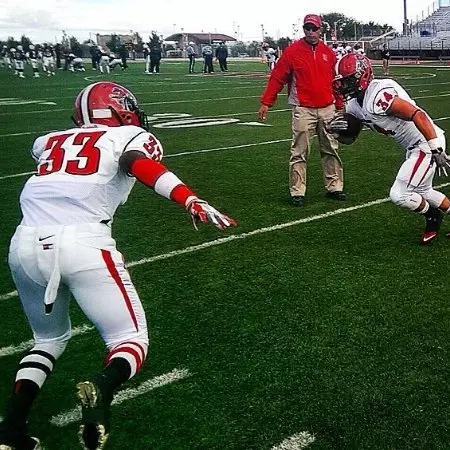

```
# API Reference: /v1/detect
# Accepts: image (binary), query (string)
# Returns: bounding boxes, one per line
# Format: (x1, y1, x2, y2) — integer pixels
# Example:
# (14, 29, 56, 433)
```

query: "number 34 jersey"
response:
(346, 78, 444, 152)
(20, 124, 164, 227)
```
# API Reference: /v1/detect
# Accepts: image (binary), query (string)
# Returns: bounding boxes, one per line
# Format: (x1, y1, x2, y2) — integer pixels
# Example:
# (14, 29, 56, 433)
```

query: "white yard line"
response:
(50, 368, 190, 427)
(271, 432, 316, 449)
(0, 138, 291, 180)
(0, 324, 94, 358)
(0, 197, 392, 304)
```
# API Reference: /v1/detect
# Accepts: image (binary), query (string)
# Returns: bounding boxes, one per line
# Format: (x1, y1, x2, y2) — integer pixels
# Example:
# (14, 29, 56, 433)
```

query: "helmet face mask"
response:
(334, 54, 373, 100)
(72, 82, 149, 131)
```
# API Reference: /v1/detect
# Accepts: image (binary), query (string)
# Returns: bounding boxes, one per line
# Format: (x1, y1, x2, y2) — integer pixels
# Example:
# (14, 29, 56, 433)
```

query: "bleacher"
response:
(375, 4, 450, 59)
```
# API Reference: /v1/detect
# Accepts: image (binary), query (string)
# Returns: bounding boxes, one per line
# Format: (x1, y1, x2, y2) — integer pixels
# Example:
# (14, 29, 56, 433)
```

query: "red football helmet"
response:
(72, 82, 149, 130)
(333, 54, 373, 99)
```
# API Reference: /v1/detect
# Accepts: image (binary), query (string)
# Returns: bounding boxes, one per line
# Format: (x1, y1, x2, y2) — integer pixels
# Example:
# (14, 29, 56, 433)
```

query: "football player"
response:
(330, 54, 450, 245)
(0, 81, 237, 450)
(143, 43, 150, 73)
(67, 53, 86, 72)
(262, 42, 277, 72)
(108, 53, 123, 71)
(1, 44, 11, 69)
(27, 44, 40, 78)
(13, 45, 27, 78)
(98, 47, 110, 74)
(42, 43, 56, 76)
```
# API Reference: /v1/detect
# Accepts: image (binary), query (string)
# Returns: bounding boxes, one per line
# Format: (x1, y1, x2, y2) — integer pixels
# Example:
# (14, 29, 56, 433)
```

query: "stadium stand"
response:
(375, 2, 450, 60)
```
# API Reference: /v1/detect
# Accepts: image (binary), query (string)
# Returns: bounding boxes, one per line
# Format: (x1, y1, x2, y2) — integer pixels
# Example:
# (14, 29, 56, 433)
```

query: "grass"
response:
(0, 59, 449, 449)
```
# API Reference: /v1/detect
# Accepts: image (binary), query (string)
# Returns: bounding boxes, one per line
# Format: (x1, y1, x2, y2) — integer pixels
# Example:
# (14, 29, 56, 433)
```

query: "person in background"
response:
(149, 44, 162, 74)
(55, 43, 62, 69)
(27, 44, 40, 78)
(89, 44, 101, 70)
(258, 13, 346, 207)
(262, 42, 278, 72)
(202, 44, 214, 73)
(215, 41, 228, 72)
(118, 44, 128, 70)
(187, 41, 197, 73)
(143, 43, 150, 73)
(381, 43, 390, 76)
(0, 81, 237, 450)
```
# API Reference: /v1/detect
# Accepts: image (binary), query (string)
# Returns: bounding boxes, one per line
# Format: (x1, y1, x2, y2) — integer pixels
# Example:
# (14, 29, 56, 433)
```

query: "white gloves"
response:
(431, 148, 450, 177)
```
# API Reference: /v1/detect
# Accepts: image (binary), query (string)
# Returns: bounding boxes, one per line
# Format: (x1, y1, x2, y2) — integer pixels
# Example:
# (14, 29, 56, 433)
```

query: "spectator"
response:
(0, 81, 237, 450)
(187, 41, 197, 73)
(258, 14, 346, 206)
(381, 43, 390, 76)
(202, 44, 214, 73)
(215, 41, 228, 72)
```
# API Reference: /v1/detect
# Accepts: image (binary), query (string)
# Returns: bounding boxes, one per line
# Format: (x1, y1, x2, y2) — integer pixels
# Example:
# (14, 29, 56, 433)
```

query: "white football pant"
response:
(8, 223, 148, 369)
(390, 139, 447, 211)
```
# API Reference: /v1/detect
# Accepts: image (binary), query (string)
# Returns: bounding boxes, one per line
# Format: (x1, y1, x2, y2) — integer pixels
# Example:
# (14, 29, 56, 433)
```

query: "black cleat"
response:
(76, 381, 111, 450)
(0, 421, 41, 450)
(421, 207, 444, 245)
(291, 196, 305, 207)
(325, 190, 347, 201)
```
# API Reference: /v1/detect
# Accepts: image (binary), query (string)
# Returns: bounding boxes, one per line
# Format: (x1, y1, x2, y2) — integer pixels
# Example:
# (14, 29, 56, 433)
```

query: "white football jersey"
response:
(346, 78, 444, 152)
(20, 124, 163, 226)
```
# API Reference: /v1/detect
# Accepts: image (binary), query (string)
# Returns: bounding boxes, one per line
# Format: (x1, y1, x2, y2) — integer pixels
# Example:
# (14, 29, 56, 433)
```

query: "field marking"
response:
(0, 77, 448, 119)
(1, 113, 450, 179)
(0, 93, 280, 117)
(271, 432, 316, 449)
(0, 108, 290, 138)
(0, 138, 292, 180)
(50, 368, 190, 427)
(1, 181, 450, 304)
(0, 324, 94, 358)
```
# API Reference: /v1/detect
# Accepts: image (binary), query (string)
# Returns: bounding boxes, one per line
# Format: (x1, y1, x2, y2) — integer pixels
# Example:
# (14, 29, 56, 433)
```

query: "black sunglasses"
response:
(303, 24, 320, 32)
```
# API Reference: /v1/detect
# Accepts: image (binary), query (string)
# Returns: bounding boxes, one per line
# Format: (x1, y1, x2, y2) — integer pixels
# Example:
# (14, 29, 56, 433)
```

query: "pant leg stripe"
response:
(101, 249, 139, 331)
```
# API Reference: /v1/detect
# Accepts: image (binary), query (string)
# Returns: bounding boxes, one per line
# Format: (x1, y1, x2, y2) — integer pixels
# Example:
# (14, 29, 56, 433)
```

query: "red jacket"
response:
(261, 38, 343, 109)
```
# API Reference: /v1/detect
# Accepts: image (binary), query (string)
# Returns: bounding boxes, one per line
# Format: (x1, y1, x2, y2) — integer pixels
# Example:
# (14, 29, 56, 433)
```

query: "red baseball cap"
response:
(303, 14, 322, 28)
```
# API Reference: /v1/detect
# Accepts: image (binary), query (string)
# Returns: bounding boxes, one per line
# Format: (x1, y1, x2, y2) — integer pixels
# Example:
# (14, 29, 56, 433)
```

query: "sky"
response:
(0, 0, 436, 44)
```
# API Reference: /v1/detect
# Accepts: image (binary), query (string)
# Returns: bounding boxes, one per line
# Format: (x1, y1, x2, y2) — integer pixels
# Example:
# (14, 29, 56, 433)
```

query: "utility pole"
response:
(403, 0, 408, 35)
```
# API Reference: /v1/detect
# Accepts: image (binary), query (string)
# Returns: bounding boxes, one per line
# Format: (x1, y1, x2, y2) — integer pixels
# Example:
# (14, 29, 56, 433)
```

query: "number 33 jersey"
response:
(346, 78, 444, 152)
(20, 124, 164, 226)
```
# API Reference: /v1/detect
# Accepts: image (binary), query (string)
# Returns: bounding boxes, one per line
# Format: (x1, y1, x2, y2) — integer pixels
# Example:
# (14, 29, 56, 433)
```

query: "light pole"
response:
(261, 24, 265, 43)
(334, 20, 346, 41)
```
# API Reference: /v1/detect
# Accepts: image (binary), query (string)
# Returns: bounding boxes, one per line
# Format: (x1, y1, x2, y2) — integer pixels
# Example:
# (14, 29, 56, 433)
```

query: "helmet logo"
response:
(109, 86, 137, 112)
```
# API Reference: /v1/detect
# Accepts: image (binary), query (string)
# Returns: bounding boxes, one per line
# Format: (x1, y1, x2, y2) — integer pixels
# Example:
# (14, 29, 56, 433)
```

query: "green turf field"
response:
(1, 59, 450, 449)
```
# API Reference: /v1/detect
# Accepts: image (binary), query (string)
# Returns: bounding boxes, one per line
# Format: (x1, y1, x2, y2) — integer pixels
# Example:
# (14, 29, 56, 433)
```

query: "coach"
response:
(259, 14, 346, 206)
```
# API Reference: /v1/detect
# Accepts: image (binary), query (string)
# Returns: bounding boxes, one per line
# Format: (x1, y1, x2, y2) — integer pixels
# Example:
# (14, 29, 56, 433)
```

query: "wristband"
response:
(427, 138, 440, 151)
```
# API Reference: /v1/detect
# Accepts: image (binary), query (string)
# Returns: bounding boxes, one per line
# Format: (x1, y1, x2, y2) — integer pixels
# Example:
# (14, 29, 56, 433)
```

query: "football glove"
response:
(327, 109, 347, 133)
(431, 148, 450, 177)
(328, 117, 349, 134)
(186, 198, 237, 231)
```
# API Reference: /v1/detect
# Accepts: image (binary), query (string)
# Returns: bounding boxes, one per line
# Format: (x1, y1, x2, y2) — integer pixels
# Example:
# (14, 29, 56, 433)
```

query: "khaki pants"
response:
(289, 104, 343, 197)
